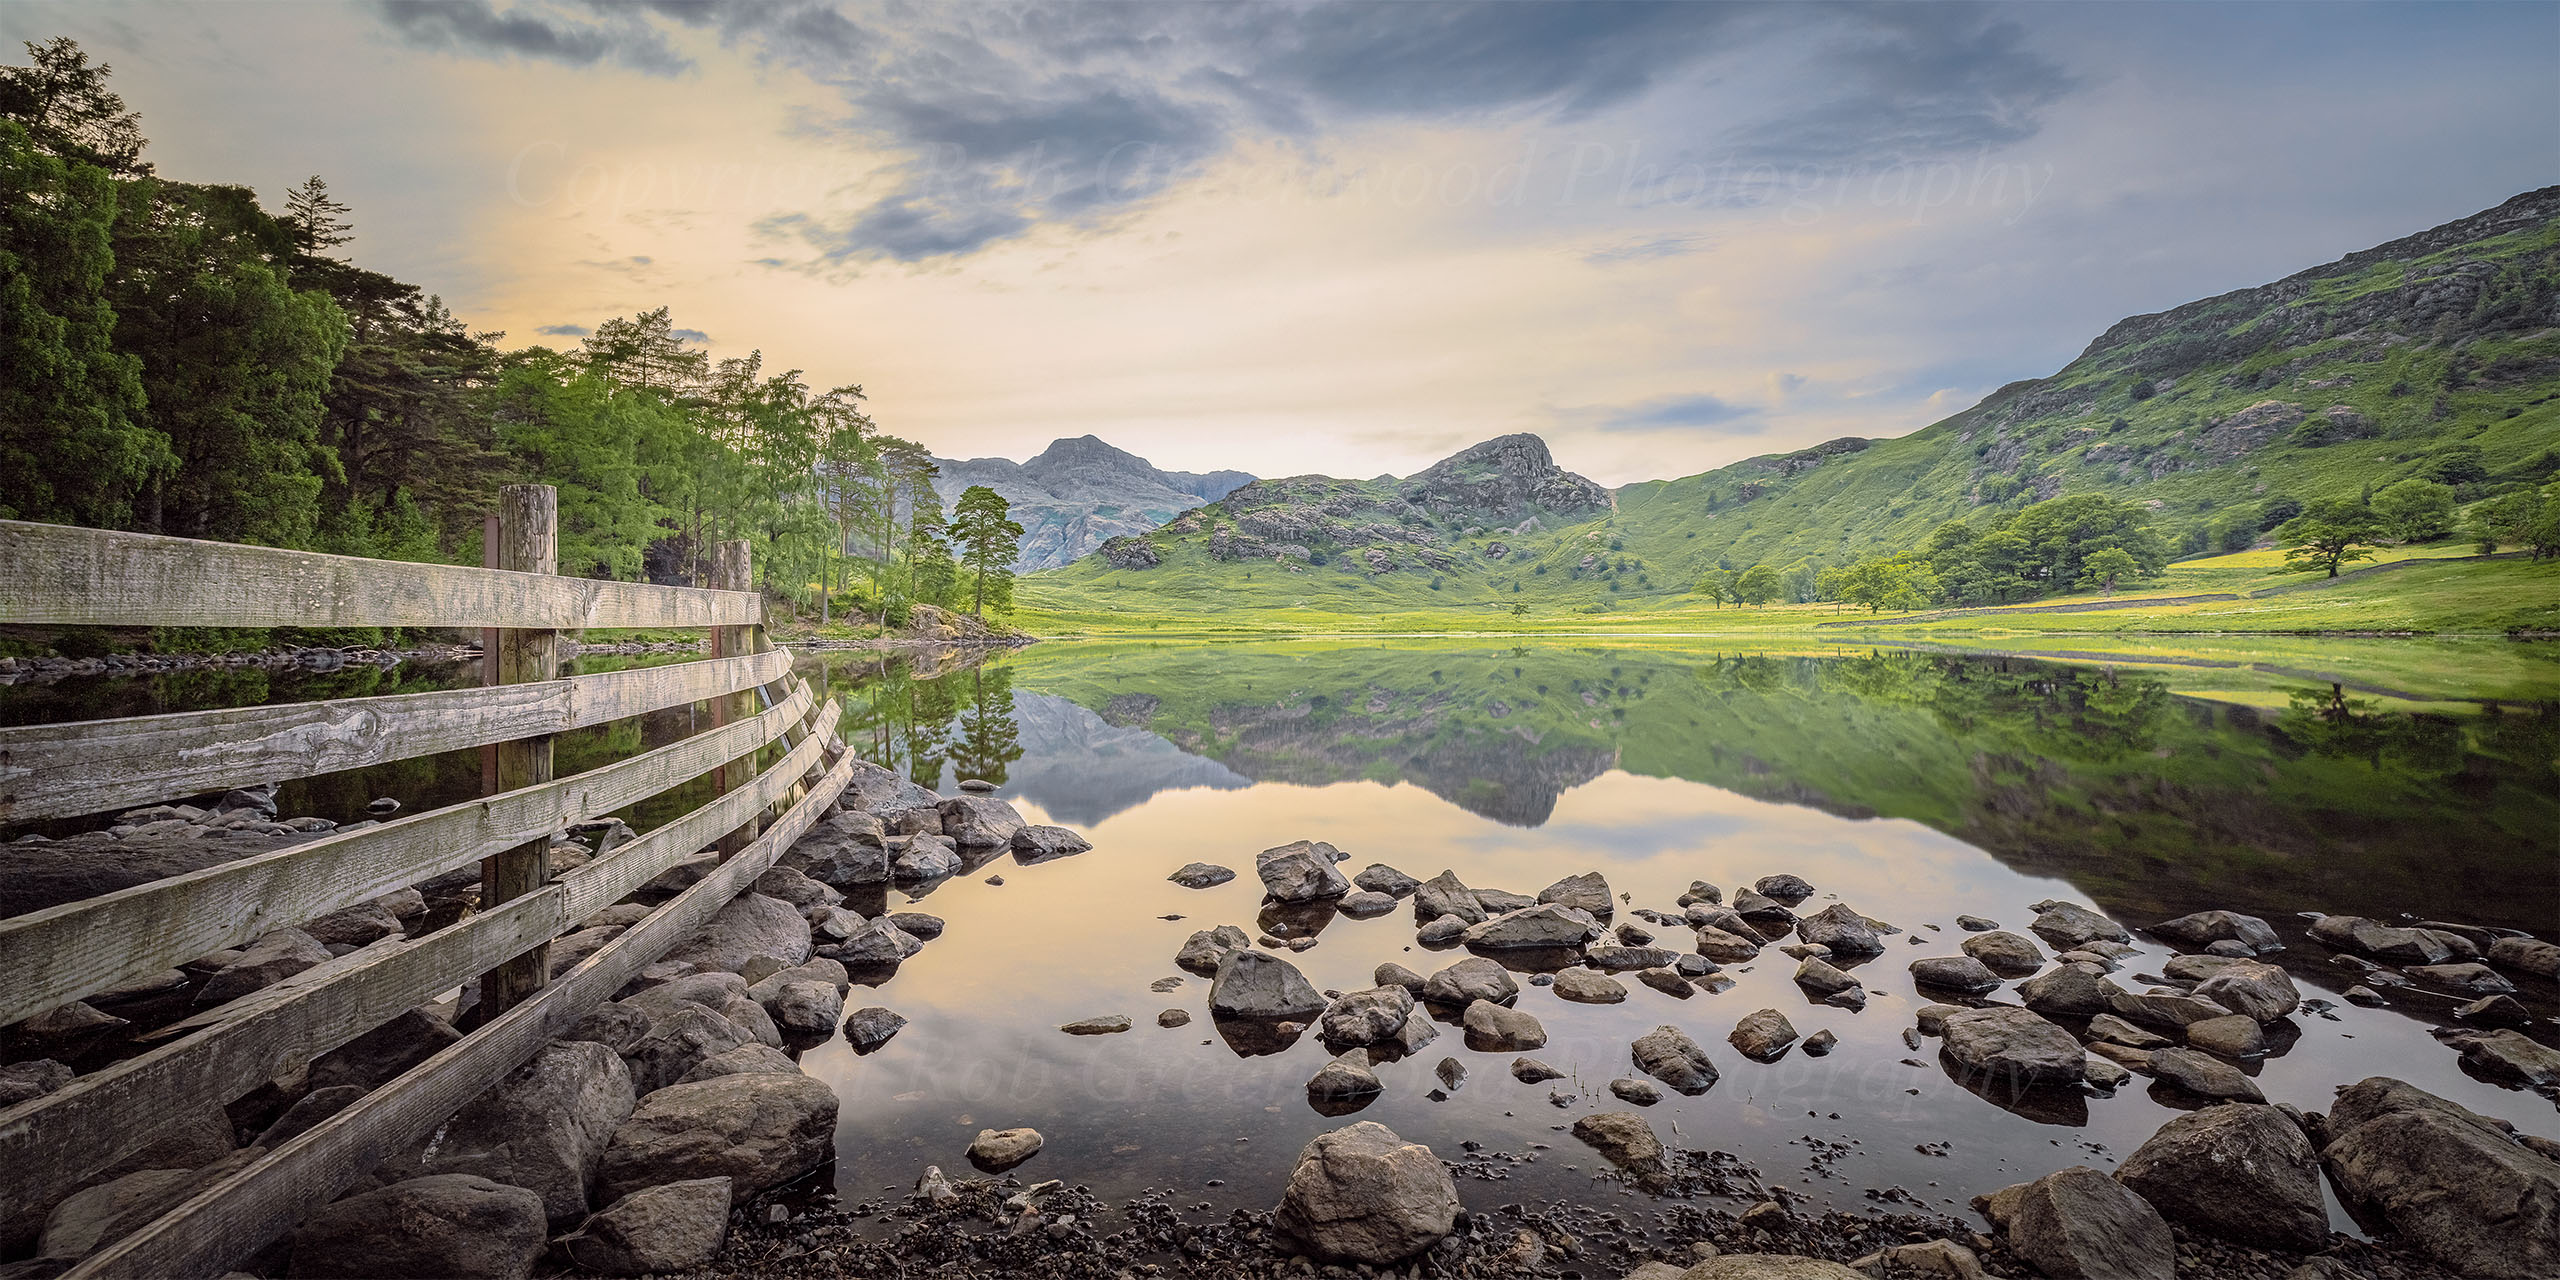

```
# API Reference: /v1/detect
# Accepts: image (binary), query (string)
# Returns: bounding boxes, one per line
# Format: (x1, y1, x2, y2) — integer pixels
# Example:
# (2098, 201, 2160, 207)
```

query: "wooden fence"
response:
(0, 488, 855, 1279)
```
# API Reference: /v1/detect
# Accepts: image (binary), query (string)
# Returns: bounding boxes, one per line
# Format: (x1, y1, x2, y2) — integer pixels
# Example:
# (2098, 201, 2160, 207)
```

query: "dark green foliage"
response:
(2277, 499, 2383, 577)
(2371, 478, 2457, 542)
(952, 485, 1024, 618)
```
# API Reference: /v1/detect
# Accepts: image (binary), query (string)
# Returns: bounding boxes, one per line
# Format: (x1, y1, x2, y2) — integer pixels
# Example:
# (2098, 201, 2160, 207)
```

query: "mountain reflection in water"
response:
(778, 640, 2558, 1235)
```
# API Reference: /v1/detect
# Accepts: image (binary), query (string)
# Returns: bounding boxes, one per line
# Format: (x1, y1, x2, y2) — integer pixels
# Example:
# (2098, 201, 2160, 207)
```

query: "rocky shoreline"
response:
(5, 779, 2555, 1279)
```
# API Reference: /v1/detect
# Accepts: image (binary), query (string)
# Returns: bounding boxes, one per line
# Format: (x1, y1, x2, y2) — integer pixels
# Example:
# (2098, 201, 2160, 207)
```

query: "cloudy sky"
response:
(8, 1, 2554, 484)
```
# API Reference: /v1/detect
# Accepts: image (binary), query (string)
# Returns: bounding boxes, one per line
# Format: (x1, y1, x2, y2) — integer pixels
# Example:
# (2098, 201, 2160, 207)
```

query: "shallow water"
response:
(791, 640, 2560, 1237)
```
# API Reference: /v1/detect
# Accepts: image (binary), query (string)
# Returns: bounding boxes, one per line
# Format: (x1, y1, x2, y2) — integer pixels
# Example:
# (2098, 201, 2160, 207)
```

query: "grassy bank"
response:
(1013, 545, 2560, 639)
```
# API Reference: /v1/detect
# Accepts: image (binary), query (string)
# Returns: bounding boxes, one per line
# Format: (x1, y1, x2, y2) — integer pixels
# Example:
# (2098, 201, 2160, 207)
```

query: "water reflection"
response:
(780, 639, 2557, 1237)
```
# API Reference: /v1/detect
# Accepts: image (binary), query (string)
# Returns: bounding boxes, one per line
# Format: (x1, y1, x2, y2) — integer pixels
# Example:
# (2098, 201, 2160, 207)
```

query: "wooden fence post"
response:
(475, 485, 558, 1023)
(710, 539, 759, 861)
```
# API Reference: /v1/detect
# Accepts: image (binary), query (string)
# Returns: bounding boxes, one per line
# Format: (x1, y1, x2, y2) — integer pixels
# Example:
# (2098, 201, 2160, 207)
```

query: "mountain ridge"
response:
(929, 435, 1254, 571)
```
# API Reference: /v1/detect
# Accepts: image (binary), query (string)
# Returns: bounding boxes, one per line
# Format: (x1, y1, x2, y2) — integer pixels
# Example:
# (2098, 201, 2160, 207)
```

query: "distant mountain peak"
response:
(930, 436, 1253, 571)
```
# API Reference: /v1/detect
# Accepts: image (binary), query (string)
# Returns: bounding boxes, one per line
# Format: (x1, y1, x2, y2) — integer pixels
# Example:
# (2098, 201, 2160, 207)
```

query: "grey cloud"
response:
(376, 0, 693, 74)
(1584, 233, 1714, 264)
(670, 327, 711, 342)
(1585, 393, 1762, 433)
(535, 322, 593, 337)
(1712, 5, 2075, 167)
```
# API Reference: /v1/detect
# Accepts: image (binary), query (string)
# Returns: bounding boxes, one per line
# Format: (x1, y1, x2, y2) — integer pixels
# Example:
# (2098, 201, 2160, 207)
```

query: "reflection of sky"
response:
(796, 762, 2560, 1238)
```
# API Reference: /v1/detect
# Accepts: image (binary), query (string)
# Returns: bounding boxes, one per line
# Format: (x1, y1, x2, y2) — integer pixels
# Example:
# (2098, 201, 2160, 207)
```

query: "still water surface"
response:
(785, 640, 2560, 1234)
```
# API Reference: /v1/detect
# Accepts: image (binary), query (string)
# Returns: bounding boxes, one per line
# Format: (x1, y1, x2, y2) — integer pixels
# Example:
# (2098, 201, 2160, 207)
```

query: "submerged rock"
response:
(2150, 910, 2282, 954)
(1462, 902, 1601, 949)
(2308, 915, 2467, 965)
(1939, 1006, 2084, 1087)
(967, 1127, 1044, 1173)
(1630, 1024, 1720, 1094)
(1909, 955, 2003, 995)
(1168, 862, 1236, 889)
(1570, 1110, 1666, 1174)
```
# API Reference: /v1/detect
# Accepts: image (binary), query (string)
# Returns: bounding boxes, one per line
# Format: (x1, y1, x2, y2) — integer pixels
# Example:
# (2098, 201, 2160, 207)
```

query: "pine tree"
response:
(283, 175, 352, 256)
(949, 485, 1023, 619)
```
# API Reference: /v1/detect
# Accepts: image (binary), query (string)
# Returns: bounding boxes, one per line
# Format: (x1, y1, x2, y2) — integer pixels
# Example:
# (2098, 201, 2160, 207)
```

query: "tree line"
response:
(0, 39, 1019, 624)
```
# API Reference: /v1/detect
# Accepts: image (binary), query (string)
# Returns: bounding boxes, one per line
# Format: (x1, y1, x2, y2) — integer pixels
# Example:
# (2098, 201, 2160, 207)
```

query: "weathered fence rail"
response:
(0, 491, 852, 1280)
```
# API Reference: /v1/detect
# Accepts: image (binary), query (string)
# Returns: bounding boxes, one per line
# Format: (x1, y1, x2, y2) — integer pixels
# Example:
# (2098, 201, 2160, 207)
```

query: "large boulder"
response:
(1421, 956, 1518, 1007)
(1537, 872, 1613, 917)
(660, 893, 811, 976)
(779, 811, 889, 888)
(2308, 916, 2463, 965)
(759, 979, 844, 1043)
(1909, 955, 2003, 995)
(2114, 1104, 2324, 1252)
(287, 1174, 548, 1279)
(1631, 1025, 1720, 1095)
(2192, 961, 2301, 1022)
(308, 1008, 462, 1092)
(820, 918, 923, 966)
(1257, 840, 1352, 901)
(937, 795, 1025, 847)
(1939, 1007, 2085, 1087)
(597, 1072, 838, 1201)
(2322, 1076, 2560, 1280)
(1209, 949, 1326, 1021)
(2002, 1166, 2173, 1280)
(38, 1167, 202, 1261)
(554, 1177, 731, 1276)
(1461, 903, 1601, 949)
(2147, 1047, 2266, 1103)
(623, 1004, 753, 1095)
(417, 1039, 636, 1225)
(1271, 1122, 1459, 1265)
(1571, 1110, 1665, 1174)
(1797, 904, 1885, 957)
(2439, 1027, 2560, 1087)
(1729, 1009, 1799, 1060)
(2150, 910, 2282, 954)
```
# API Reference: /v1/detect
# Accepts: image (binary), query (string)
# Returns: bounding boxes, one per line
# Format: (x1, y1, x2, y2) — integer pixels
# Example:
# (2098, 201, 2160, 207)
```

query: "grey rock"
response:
(661, 893, 811, 976)
(1695, 926, 1763, 962)
(1956, 915, 1999, 932)
(2150, 910, 2282, 954)
(0, 1060, 73, 1108)
(563, 1002, 656, 1057)
(2019, 964, 2114, 1018)
(968, 1127, 1044, 1172)
(1631, 1024, 1720, 1094)
(1914, 1004, 1963, 1035)
(2116, 1103, 2325, 1252)
(1571, 1110, 1666, 1174)
(1257, 840, 1351, 902)
(1939, 1006, 2085, 1087)
(1464, 902, 1601, 949)
(1753, 873, 1816, 904)
(1730, 888, 1791, 919)
(1413, 871, 1487, 926)
(418, 1039, 635, 1224)
(1010, 824, 1090, 860)
(2027, 903, 2131, 951)
(1352, 864, 1420, 897)
(1060, 1015, 1133, 1035)
(1959, 930, 2045, 977)
(1373, 962, 1425, 995)
(1416, 915, 1468, 945)
(2107, 987, 2234, 1030)
(2308, 916, 2464, 965)
(1796, 903, 1885, 957)
(2323, 1076, 2560, 1279)
(1271, 1121, 1459, 1265)
(300, 900, 405, 948)
(2004, 1166, 2173, 1280)
(1174, 924, 1251, 976)
(750, 866, 839, 910)
(1472, 888, 1537, 914)
(2487, 935, 2560, 980)
(1210, 950, 1326, 1021)
(1587, 944, 1679, 971)
(1552, 967, 1628, 1004)
(891, 836, 960, 881)
(2185, 1014, 2266, 1058)
(1801, 1029, 1837, 1055)
(1683, 1256, 1868, 1279)
(38, 1167, 201, 1261)
(2082, 1055, 2131, 1090)
(2160, 953, 2251, 984)
(1793, 956, 1860, 998)
(2194, 961, 2303, 1021)
(554, 1177, 731, 1276)
(2409, 961, 2520, 995)
(842, 1007, 906, 1054)
(598, 1072, 839, 1200)
(1158, 1008, 1191, 1028)
(1320, 986, 1416, 1046)
(938, 796, 1027, 848)
(2439, 1027, 2560, 1086)
(1168, 862, 1235, 889)
(1306, 1054, 1382, 1110)
(1728, 1008, 1799, 1060)
(309, 1008, 461, 1092)
(1336, 890, 1398, 917)
(821, 918, 923, 966)
(1637, 967, 1694, 998)
(623, 1004, 753, 1095)
(1461, 1000, 1547, 1051)
(2456, 993, 2534, 1027)
(1676, 880, 1722, 906)
(1909, 956, 2003, 995)
(287, 1174, 547, 1280)
(1609, 1078, 1662, 1105)
(676, 1043, 801, 1083)
(1537, 872, 1613, 917)
(761, 980, 844, 1042)
(196, 928, 330, 1006)
(1511, 1057, 1566, 1082)
(2086, 1013, 2172, 1049)
(2148, 1048, 2266, 1102)
(1421, 956, 1519, 1007)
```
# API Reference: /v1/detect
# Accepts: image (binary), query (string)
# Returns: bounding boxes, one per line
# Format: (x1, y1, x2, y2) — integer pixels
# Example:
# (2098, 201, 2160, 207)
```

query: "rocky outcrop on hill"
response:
(933, 435, 1252, 570)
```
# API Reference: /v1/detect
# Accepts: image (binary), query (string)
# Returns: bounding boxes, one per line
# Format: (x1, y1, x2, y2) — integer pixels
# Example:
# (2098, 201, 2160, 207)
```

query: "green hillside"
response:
(1025, 187, 2560, 620)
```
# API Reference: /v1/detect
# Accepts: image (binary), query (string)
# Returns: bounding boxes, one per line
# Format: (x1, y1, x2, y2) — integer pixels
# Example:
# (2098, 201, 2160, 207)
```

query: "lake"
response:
(779, 638, 2560, 1242)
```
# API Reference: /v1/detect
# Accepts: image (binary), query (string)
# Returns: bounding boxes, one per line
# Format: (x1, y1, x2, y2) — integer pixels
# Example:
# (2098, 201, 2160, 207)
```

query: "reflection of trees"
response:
(950, 666, 1023, 786)
(2276, 684, 2466, 776)
(1917, 659, 2167, 763)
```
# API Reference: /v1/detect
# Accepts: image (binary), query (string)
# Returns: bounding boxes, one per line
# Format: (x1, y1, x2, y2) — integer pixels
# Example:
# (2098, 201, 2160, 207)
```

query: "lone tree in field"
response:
(2078, 547, 2142, 594)
(950, 484, 1023, 618)
(2277, 500, 2382, 577)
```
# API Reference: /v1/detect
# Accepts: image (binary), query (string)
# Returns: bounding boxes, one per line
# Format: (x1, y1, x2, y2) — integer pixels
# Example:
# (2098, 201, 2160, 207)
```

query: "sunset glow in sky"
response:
(8, 1, 2555, 484)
